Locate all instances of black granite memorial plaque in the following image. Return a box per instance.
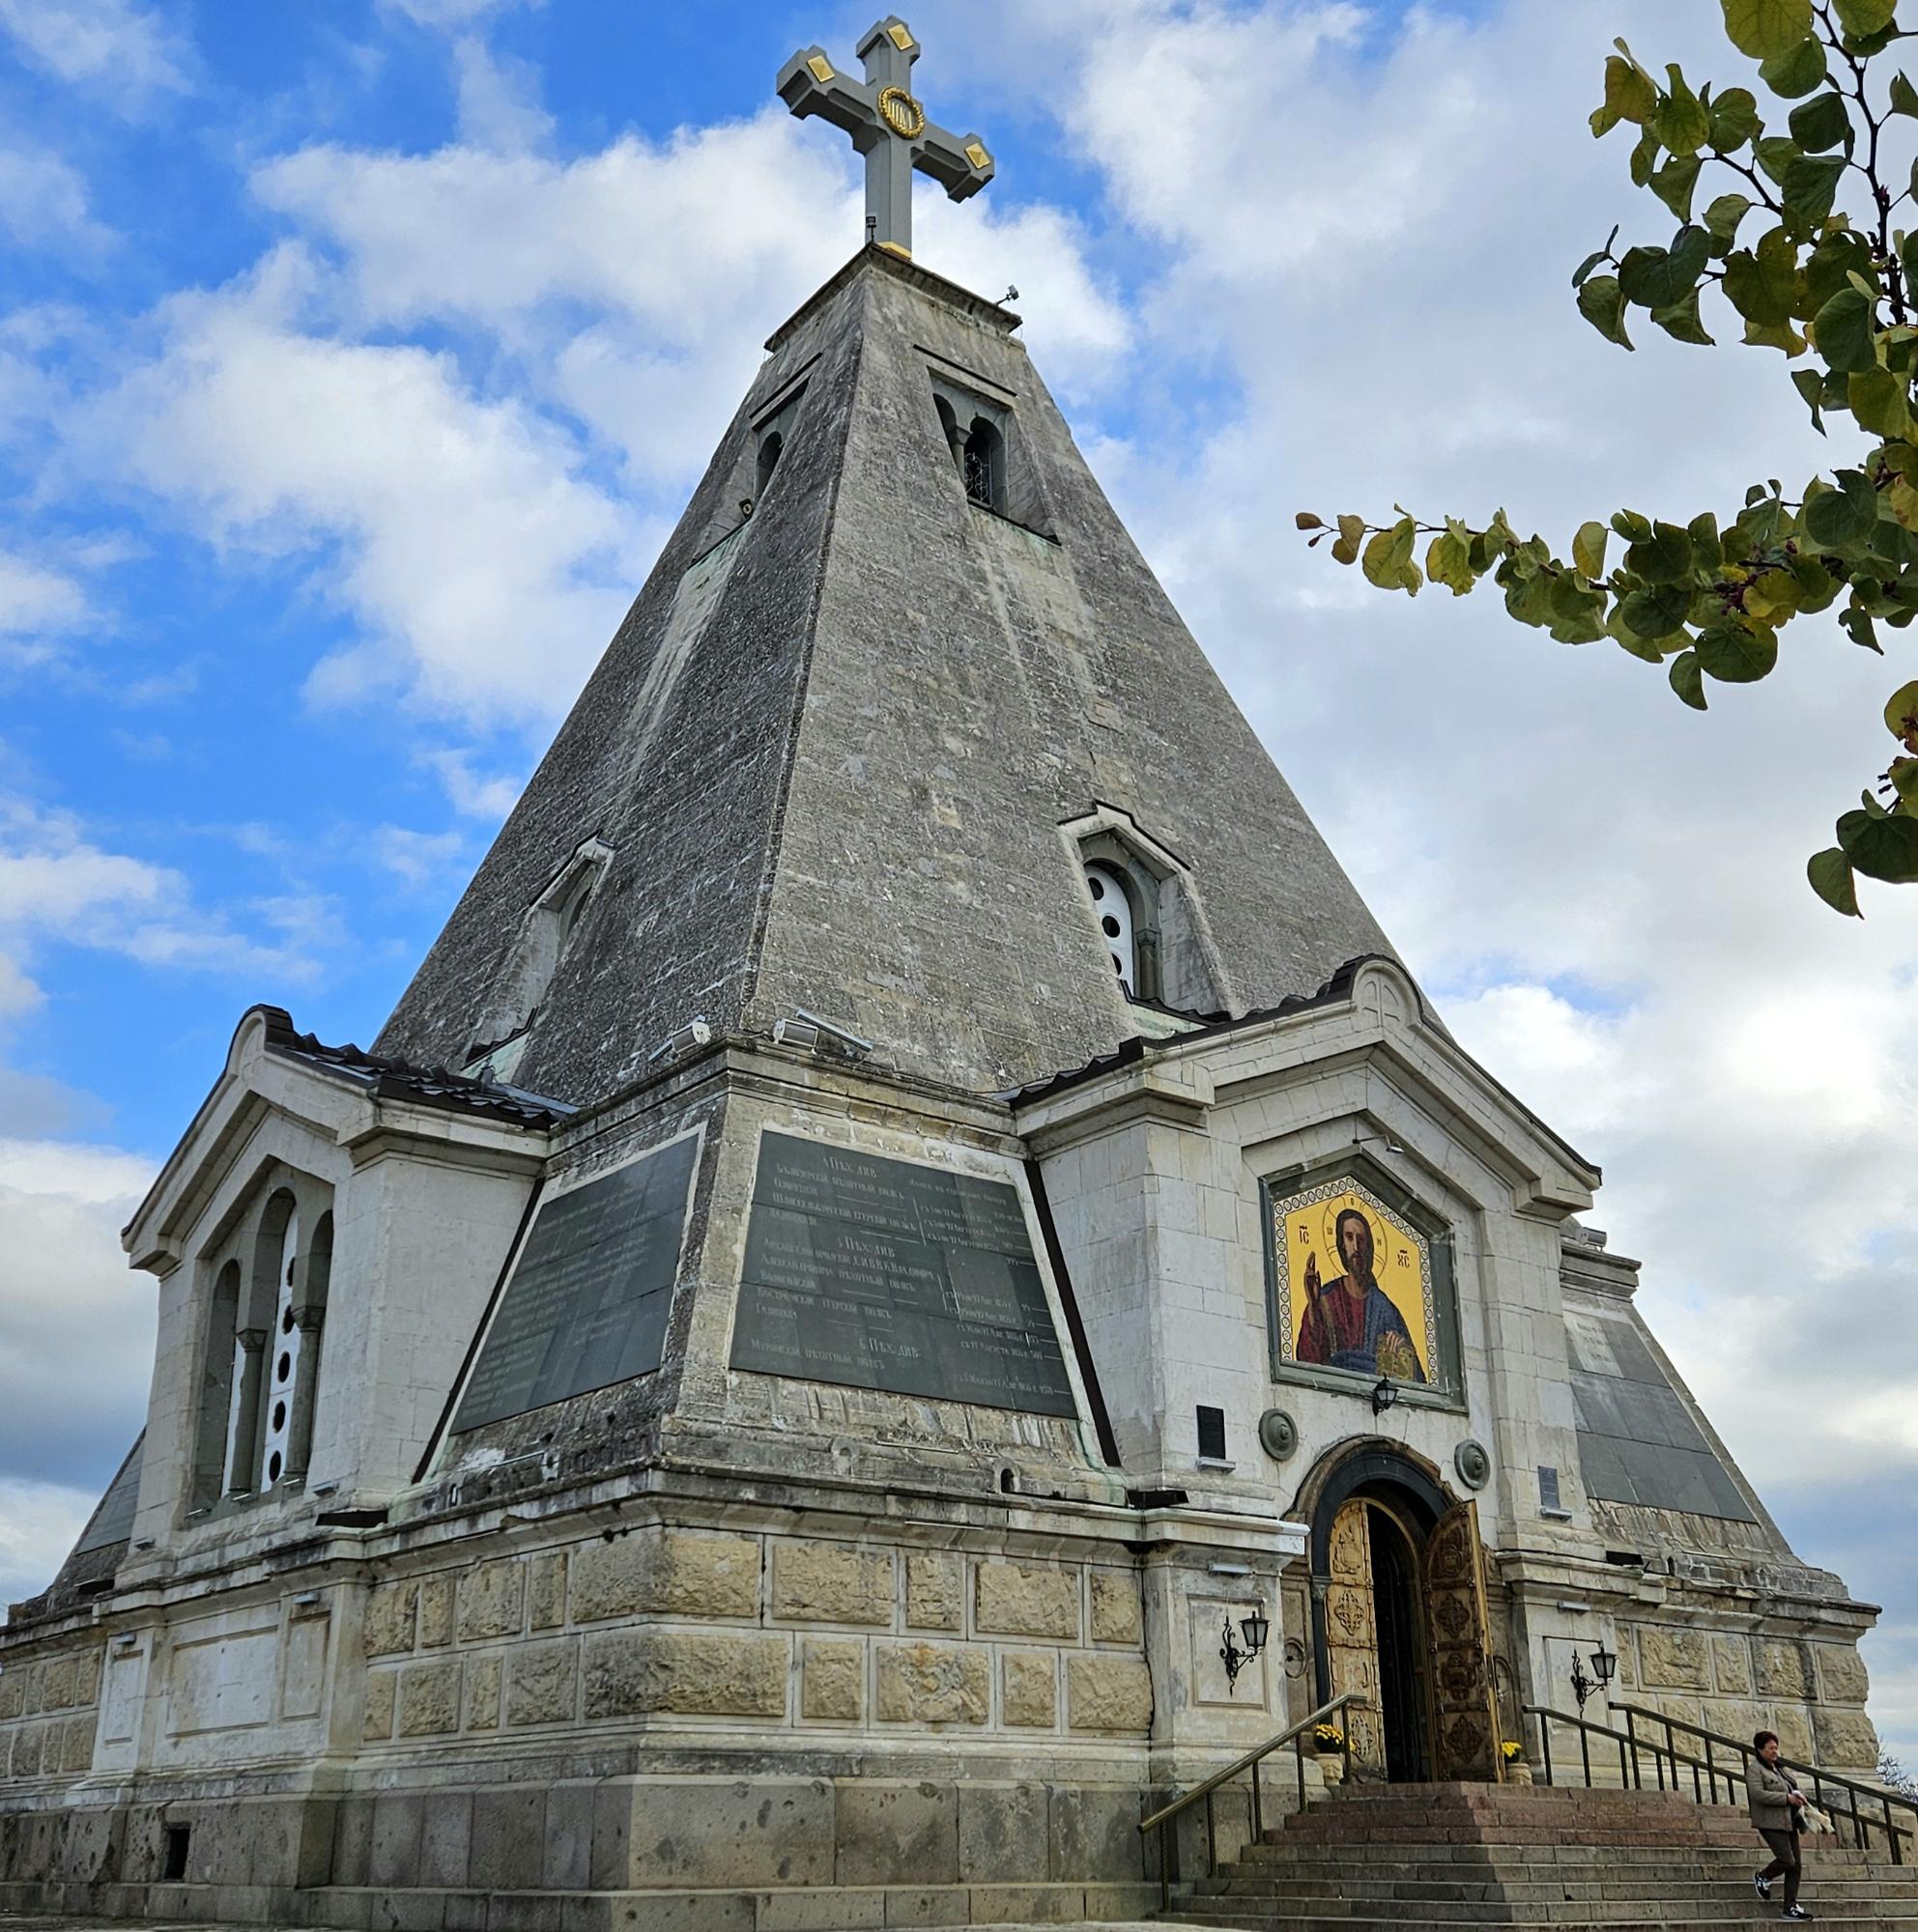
[451,1135,699,1432]
[730,1133,1076,1416]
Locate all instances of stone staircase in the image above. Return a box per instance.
[1159,1781,1918,1930]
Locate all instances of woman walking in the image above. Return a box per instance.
[1750,1729,1812,1921]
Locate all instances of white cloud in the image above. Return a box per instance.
[0,147,113,255]
[0,0,189,112]
[449,34,553,154]
[422,747,523,820]
[0,547,93,665]
[376,824,466,885]
[0,1476,103,1605]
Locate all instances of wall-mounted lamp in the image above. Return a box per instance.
[1219,1608,1271,1692]
[1568,1639,1617,1712]
[1350,1127,1411,1156]
[647,1017,713,1065]
[1371,1377,1399,1416]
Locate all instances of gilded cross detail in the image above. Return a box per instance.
[777,16,994,259]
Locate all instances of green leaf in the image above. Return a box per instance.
[1612,509,1654,543]
[1708,87,1762,150]
[1892,71,1918,119]
[1652,288,1715,345]
[1618,582,1692,637]
[1576,274,1634,349]
[1791,365,1828,430]
[1618,228,1712,308]
[1703,192,1754,245]
[1650,154,1703,221]
[1812,283,1878,371]
[1695,623,1779,680]
[1592,53,1659,136]
[1789,554,1842,609]
[1687,510,1723,561]
[1754,134,1803,185]
[1724,246,1795,325]
[1807,847,1862,915]
[1840,603,1883,651]
[1788,90,1851,153]
[1572,245,1613,289]
[1886,678,1918,745]
[1833,0,1898,34]
[1801,469,1880,545]
[1626,522,1695,583]
[1669,648,1708,709]
[1654,67,1711,156]
[1572,520,1609,580]
[1722,0,1815,58]
[1783,152,1847,224]
[1758,36,1827,98]
[1426,527,1474,595]
[1848,366,1912,437]
[1360,518,1422,591]
[1838,807,1918,881]
[1630,126,1661,187]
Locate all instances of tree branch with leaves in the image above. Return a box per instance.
[1303,0,1918,915]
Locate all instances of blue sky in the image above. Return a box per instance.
[3,0,1916,1768]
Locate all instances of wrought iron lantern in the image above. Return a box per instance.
[1219,1608,1271,1692]
[1569,1638,1618,1712]
[1371,1376,1399,1415]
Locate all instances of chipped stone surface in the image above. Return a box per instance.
[1772,1705,1815,1761]
[363,1670,396,1742]
[1814,1705,1879,1768]
[417,1577,455,1649]
[800,1639,864,1720]
[875,1642,990,1724]
[905,1553,963,1632]
[363,1581,418,1659]
[772,1542,895,1625]
[528,1551,567,1631]
[1638,1627,1712,1691]
[582,1630,787,1719]
[1712,1635,1753,1696]
[1756,1640,1814,1700]
[1000,1651,1058,1728]
[570,1527,759,1623]
[456,1558,525,1642]
[464,1653,501,1733]
[397,1660,461,1736]
[1089,1570,1142,1646]
[1067,1655,1152,1733]
[1816,1643,1871,1704]
[975,1562,1078,1641]
[504,1638,578,1726]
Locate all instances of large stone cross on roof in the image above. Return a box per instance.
[777,15,994,260]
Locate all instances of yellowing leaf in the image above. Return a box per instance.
[1426,528,1474,595]
[1573,520,1609,580]
[1332,514,1365,565]
[1886,679,1918,750]
[1721,0,1815,58]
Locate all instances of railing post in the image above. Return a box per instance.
[1205,1788,1216,1883]
[1296,1733,1306,1813]
[1703,1734,1715,1804]
[1159,1819,1170,1913]
[1540,1714,1555,1787]
[1252,1756,1263,1840]
[1624,1707,1641,1789]
[1579,1718,1592,1789]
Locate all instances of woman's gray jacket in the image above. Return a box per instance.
[1749,1757,1798,1832]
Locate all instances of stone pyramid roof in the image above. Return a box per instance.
[376,247,1398,1105]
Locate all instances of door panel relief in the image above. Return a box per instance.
[1326,1497,1384,1773]
[1423,1498,1501,1780]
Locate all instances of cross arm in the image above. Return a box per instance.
[912,116,994,203]
[777,46,883,150]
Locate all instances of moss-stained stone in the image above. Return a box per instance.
[582,1630,787,1719]
[456,1558,525,1643]
[364,1581,418,1659]
[1816,1643,1871,1704]
[528,1551,567,1631]
[975,1561,1078,1641]
[11,1723,42,1776]
[1713,1700,1767,1747]
[1639,1628,1712,1691]
[875,1642,989,1724]
[465,1653,501,1732]
[905,1552,962,1632]
[0,1665,24,1720]
[59,1714,95,1773]
[1067,1655,1151,1733]
[1088,1570,1142,1646]
[363,1670,397,1742]
[570,1528,760,1623]
[800,1639,864,1720]
[1712,1636,1754,1696]
[505,1638,578,1727]
[72,1647,102,1707]
[1772,1705,1814,1761]
[1815,1706,1879,1768]
[772,1542,894,1625]
[1757,1640,1814,1700]
[397,1660,461,1736]
[39,1655,75,1711]
[417,1577,455,1650]
[1000,1651,1057,1728]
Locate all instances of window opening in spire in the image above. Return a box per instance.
[755,430,784,500]
[962,416,1004,509]
[1083,863,1137,992]
[935,395,961,470]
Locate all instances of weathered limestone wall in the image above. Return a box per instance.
[0,1641,102,1785]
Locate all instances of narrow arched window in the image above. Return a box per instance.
[193,1259,243,1509]
[260,1206,301,1490]
[935,396,961,471]
[963,416,1004,509]
[1084,863,1137,991]
[756,430,784,500]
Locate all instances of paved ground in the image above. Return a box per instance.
[0,1921,1167,1932]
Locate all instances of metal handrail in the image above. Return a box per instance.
[1137,1690,1368,1909]
[1525,1699,1916,1864]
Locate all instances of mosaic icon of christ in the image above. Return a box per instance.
[1297,1205,1426,1382]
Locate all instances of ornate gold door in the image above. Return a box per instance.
[1422,1499,1501,1780]
[1325,1498,1386,1773]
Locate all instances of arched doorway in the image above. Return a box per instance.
[1303,1442,1501,1785]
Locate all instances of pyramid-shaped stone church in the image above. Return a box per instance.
[0,18,1883,1926]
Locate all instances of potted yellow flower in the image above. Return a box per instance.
[1313,1722,1348,1789]
[1501,1739,1532,1785]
